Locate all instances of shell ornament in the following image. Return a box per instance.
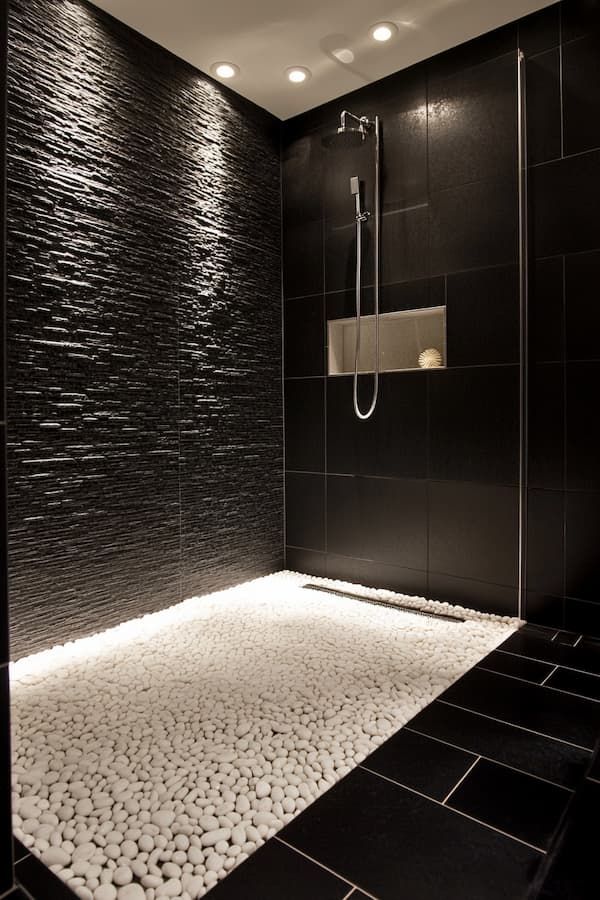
[418,347,443,369]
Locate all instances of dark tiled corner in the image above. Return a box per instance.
[476,649,555,684]
[207,837,351,900]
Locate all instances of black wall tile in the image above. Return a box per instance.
[446,264,519,366]
[429,367,520,484]
[529,256,564,364]
[565,491,600,603]
[565,597,600,638]
[428,54,517,193]
[327,475,427,570]
[565,249,600,360]
[561,0,600,44]
[528,363,564,490]
[566,361,600,489]
[327,374,427,478]
[518,5,561,55]
[285,378,325,472]
[284,295,325,378]
[526,591,565,629]
[285,546,328,578]
[526,49,562,166]
[532,150,600,257]
[282,131,323,225]
[563,32,600,156]
[527,489,565,597]
[285,472,325,551]
[429,572,519,617]
[381,204,430,285]
[284,218,324,299]
[430,178,518,276]
[429,480,519,588]
[326,554,427,597]
[428,23,517,82]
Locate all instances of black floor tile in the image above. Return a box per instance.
[477,649,555,684]
[447,758,570,850]
[440,667,600,750]
[525,593,564,630]
[363,728,476,801]
[5,890,30,900]
[533,779,600,899]
[520,623,560,641]
[546,667,600,703]
[500,630,600,676]
[280,766,541,900]
[15,852,78,900]
[407,701,590,790]
[207,837,351,900]
[555,631,581,647]
[13,839,29,863]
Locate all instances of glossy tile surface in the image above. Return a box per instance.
[441,667,600,750]
[477,649,555,683]
[364,728,476,801]
[280,766,541,900]
[208,837,351,900]
[407,701,590,790]
[447,758,571,850]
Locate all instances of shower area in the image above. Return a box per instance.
[3,1,600,899]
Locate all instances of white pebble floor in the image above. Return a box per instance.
[11,571,520,900]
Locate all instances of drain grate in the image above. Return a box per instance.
[301,583,465,623]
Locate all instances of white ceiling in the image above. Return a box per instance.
[89,0,555,119]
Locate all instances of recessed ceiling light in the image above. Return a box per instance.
[211,62,239,79]
[370,22,398,42]
[286,67,311,84]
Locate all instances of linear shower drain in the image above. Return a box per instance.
[301,583,465,623]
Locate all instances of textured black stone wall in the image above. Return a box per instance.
[5,0,283,659]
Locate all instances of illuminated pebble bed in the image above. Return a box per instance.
[10,571,519,900]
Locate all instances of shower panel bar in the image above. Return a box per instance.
[517,49,528,622]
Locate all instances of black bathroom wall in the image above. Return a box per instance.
[0,0,11,891]
[5,0,283,659]
[282,1,600,632]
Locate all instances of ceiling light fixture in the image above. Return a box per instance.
[211,62,239,79]
[370,22,398,42]
[332,48,355,64]
[286,66,311,84]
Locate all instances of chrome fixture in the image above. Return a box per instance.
[517,49,528,623]
[324,110,381,420]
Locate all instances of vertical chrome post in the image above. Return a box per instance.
[517,50,528,622]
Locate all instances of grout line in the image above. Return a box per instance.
[358,764,546,854]
[342,889,356,900]
[465,661,600,703]
[437,699,593,752]
[573,634,583,647]
[442,756,481,805]
[404,724,580,791]
[540,664,559,686]
[496,647,600,682]
[274,837,377,899]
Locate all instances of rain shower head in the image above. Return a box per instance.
[322,110,374,148]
